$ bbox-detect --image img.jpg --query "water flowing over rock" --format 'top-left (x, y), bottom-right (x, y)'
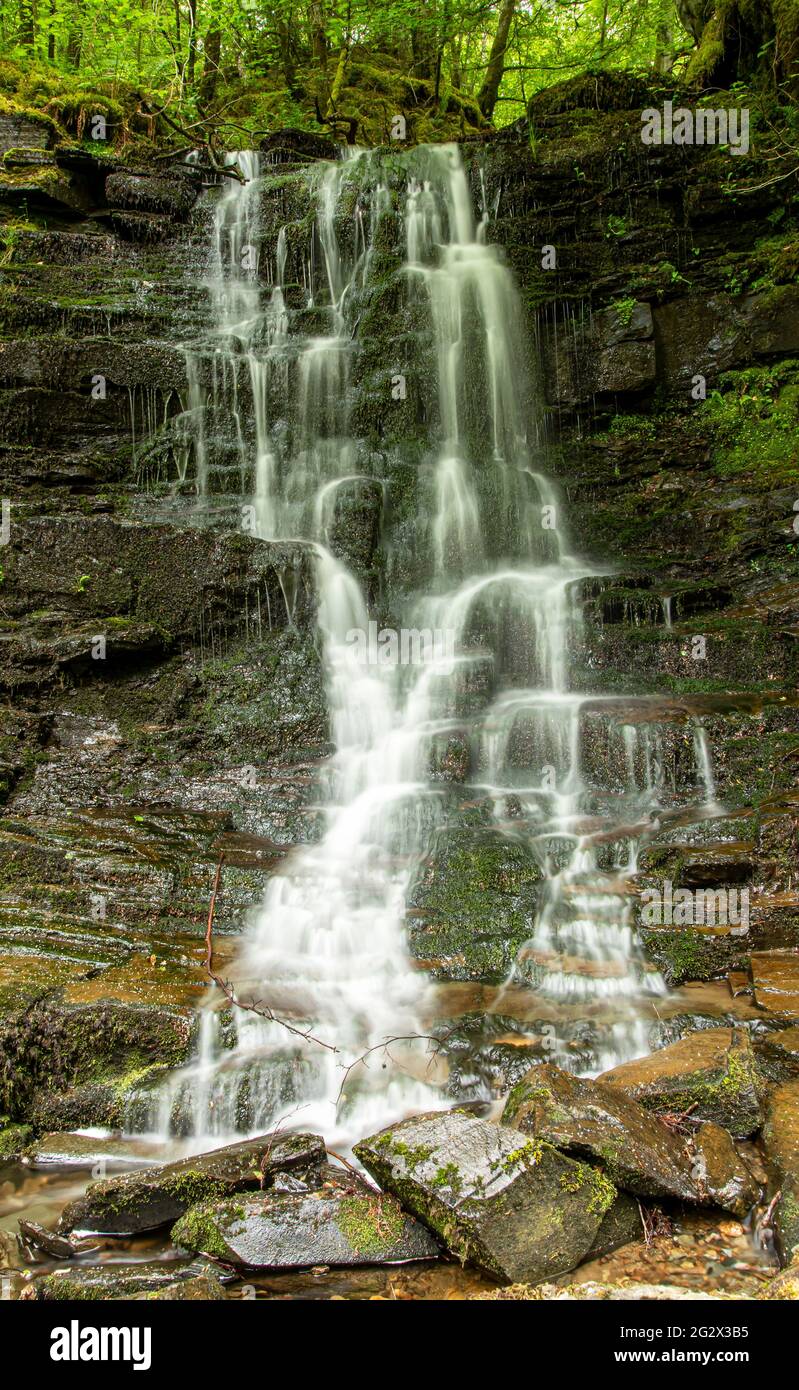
top-left (354, 1110), bottom-right (618, 1284)
top-left (135, 141), bottom-right (700, 1150)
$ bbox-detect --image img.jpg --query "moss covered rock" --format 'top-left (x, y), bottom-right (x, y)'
top-left (172, 1184), bottom-right (440, 1269)
top-left (599, 1027), bottom-right (768, 1137)
top-left (34, 1261), bottom-right (219, 1300)
top-left (407, 824), bottom-right (542, 981)
top-left (56, 1131), bottom-right (326, 1236)
top-left (355, 1109), bottom-right (617, 1285)
top-left (501, 1062), bottom-right (701, 1202)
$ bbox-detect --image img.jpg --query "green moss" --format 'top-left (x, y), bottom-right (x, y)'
top-left (171, 1202), bottom-right (234, 1260)
top-left (431, 1162), bottom-right (464, 1194)
top-left (0, 1121), bottom-right (32, 1158)
top-left (493, 1140), bottom-right (544, 1176)
top-left (610, 295), bottom-right (637, 327)
top-left (389, 1140), bottom-right (434, 1171)
top-left (336, 1193), bottom-right (405, 1256)
top-left (38, 1275), bottom-right (104, 1301)
top-left (699, 360), bottom-right (799, 488)
top-left (0, 94), bottom-right (59, 134)
top-left (638, 926), bottom-right (748, 985)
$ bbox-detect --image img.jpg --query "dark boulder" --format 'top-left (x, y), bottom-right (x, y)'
top-left (599, 1028), bottom-right (767, 1138)
top-left (355, 1110), bottom-right (617, 1285)
top-left (502, 1062), bottom-right (700, 1201)
top-left (57, 1132), bottom-right (326, 1235)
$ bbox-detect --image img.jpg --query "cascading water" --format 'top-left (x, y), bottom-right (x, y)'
top-left (136, 143), bottom-right (720, 1147)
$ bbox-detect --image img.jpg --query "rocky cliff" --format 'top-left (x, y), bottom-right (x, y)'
top-left (1, 79), bottom-right (798, 1129)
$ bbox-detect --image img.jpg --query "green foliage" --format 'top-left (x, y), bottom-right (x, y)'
top-left (611, 294), bottom-right (638, 326)
top-left (0, 2), bottom-right (792, 149)
top-left (700, 361), bottom-right (799, 486)
top-left (0, 0), bottom-right (696, 148)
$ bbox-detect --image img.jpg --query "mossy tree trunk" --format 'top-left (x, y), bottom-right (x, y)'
top-left (198, 25), bottom-right (221, 107)
top-left (18, 0), bottom-right (34, 48)
top-left (309, 0), bottom-right (329, 107)
top-left (411, 0), bottom-right (438, 79)
top-left (654, 0), bottom-right (676, 72)
top-left (477, 0), bottom-right (516, 119)
top-left (684, 1), bottom-right (799, 96)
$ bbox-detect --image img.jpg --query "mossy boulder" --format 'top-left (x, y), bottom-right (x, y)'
top-left (172, 1181), bottom-right (439, 1269)
top-left (501, 1062), bottom-right (701, 1202)
top-left (34, 1261), bottom-right (219, 1300)
top-left (599, 1028), bottom-right (768, 1138)
top-left (56, 1131), bottom-right (326, 1236)
top-left (355, 1110), bottom-right (617, 1285)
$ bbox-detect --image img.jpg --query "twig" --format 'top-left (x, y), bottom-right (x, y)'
top-left (326, 1147), bottom-right (380, 1191)
top-left (335, 1030), bottom-right (450, 1105)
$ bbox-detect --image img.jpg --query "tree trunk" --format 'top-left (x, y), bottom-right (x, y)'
top-left (277, 19), bottom-right (297, 92)
top-left (187, 0), bottom-right (199, 87)
top-left (599, 0), bottom-right (610, 54)
top-left (18, 0), bottom-right (34, 48)
top-left (655, 2), bottom-right (676, 75)
top-left (198, 27), bottom-right (222, 107)
top-left (411, 1), bottom-right (437, 79)
top-left (310, 0), bottom-right (328, 73)
top-left (686, 1), bottom-right (798, 95)
top-left (477, 0), bottom-right (516, 119)
top-left (67, 18), bottom-right (83, 69)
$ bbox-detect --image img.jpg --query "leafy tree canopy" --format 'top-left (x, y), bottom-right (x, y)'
top-left (0, 1), bottom-right (795, 148)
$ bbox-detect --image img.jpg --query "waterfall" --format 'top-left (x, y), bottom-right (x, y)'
top-left (137, 143), bottom-right (718, 1148)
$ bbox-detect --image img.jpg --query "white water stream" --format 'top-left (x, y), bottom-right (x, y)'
top-left (137, 145), bottom-right (719, 1149)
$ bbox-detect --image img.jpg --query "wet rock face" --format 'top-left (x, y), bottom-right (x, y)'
top-left (407, 822), bottom-right (542, 981)
top-left (354, 1110), bottom-right (617, 1285)
top-left (754, 1026), bottom-right (799, 1084)
top-left (0, 993), bottom-right (195, 1122)
top-left (599, 1028), bottom-right (767, 1138)
top-left (501, 1062), bottom-right (700, 1202)
top-left (763, 1080), bottom-right (799, 1267)
top-left (691, 1123), bottom-right (760, 1219)
top-left (172, 1182), bottom-right (441, 1270)
top-left (1, 519), bottom-right (316, 671)
top-left (56, 1132), bottom-right (326, 1236)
